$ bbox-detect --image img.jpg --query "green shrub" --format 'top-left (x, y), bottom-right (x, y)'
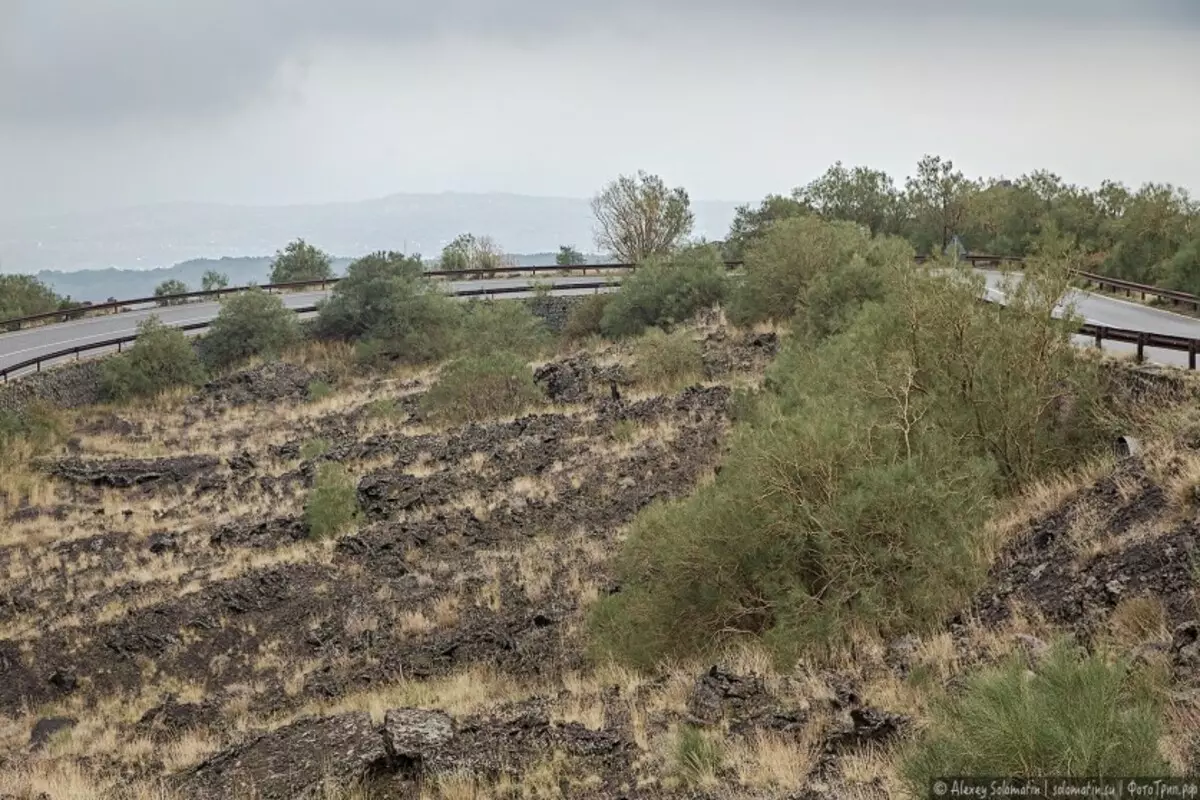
top-left (420, 352), bottom-right (544, 425)
top-left (0, 275), bottom-right (67, 321)
top-left (315, 251), bottom-right (463, 366)
top-left (563, 293), bottom-right (613, 341)
top-left (902, 641), bottom-right (1170, 784)
top-left (0, 402), bottom-right (65, 452)
top-left (589, 255), bottom-right (1113, 669)
top-left (199, 288), bottom-right (301, 370)
top-left (154, 279), bottom-right (190, 306)
top-left (727, 216), bottom-right (911, 325)
top-left (306, 380), bottom-right (333, 403)
top-left (600, 246), bottom-right (728, 338)
top-left (632, 329), bottom-right (703, 392)
top-left (611, 419), bottom-right (638, 444)
top-left (459, 300), bottom-right (551, 358)
top-left (299, 438), bottom-right (331, 460)
top-left (100, 317), bottom-right (206, 402)
top-left (673, 725), bottom-right (724, 788)
top-left (800, 253), bottom-right (887, 341)
top-left (366, 398), bottom-right (400, 419)
top-left (305, 463), bottom-right (358, 539)
top-left (270, 239), bottom-right (334, 284)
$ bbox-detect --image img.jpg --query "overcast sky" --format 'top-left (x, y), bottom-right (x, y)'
top-left (1, 0), bottom-right (1197, 218)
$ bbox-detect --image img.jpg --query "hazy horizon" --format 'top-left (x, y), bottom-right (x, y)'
top-left (2, 0), bottom-right (1197, 222)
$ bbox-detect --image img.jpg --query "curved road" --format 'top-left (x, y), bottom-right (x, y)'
top-left (4, 269), bottom-right (1200, 379)
top-left (979, 269), bottom-right (1200, 368)
top-left (0, 276), bottom-right (616, 379)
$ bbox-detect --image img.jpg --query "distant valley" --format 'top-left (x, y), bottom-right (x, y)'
top-left (31, 251), bottom-right (575, 303)
top-left (0, 191), bottom-right (743, 300)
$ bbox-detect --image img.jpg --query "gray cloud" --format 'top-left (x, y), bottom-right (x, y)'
top-left (1, 0), bottom-right (1195, 127)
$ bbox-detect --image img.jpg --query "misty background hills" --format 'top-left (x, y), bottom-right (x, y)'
top-left (1, 192), bottom-right (742, 302)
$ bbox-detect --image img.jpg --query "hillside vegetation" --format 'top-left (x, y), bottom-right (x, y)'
top-left (1, 174), bottom-right (1199, 798)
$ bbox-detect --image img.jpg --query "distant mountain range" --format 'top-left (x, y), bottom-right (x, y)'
top-left (0, 191), bottom-right (744, 279)
top-left (32, 251), bottom-right (583, 303)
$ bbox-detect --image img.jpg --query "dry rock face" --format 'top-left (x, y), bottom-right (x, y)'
top-left (0, 339), bottom-right (966, 798)
top-left (48, 455), bottom-right (220, 488)
top-left (973, 458), bottom-right (1200, 633)
top-left (172, 712), bottom-right (390, 800)
top-left (198, 362), bottom-right (327, 407)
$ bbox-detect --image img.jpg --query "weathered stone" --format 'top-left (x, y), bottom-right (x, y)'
top-left (50, 455), bottom-right (220, 488)
top-left (382, 708), bottom-right (454, 760)
top-left (170, 712), bottom-right (389, 800)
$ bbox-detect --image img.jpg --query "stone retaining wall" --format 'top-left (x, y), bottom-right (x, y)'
top-left (524, 295), bottom-right (585, 333)
top-left (0, 361), bottom-right (105, 417)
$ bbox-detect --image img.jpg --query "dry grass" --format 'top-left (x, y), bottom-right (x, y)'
top-left (1106, 594), bottom-right (1172, 650)
top-left (984, 453), bottom-right (1116, 559)
top-left (727, 729), bottom-right (822, 791)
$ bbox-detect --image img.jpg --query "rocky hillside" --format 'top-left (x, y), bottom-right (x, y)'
top-left (2, 324), bottom-right (1200, 798)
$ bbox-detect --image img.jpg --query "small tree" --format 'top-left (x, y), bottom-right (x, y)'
top-left (201, 270), bottom-right (230, 292)
top-left (591, 171), bottom-right (695, 263)
top-left (100, 317), bottom-right (205, 401)
top-left (199, 287), bottom-right (301, 370)
top-left (315, 250), bottom-right (463, 366)
top-left (0, 275), bottom-right (67, 321)
top-left (459, 301), bottom-right (551, 359)
top-left (556, 245), bottom-right (587, 266)
top-left (439, 234), bottom-right (512, 274)
top-left (599, 245), bottom-right (729, 338)
top-left (420, 352), bottom-right (545, 424)
top-left (154, 279), bottom-right (190, 306)
top-left (269, 239), bottom-right (334, 284)
top-left (305, 463), bottom-right (359, 539)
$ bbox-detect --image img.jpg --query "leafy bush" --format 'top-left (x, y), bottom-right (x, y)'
top-left (632, 329), bottom-right (703, 392)
top-left (1159, 237), bottom-right (1200, 296)
top-left (300, 438), bottom-right (331, 460)
top-left (270, 239), bottom-right (334, 284)
top-left (315, 251), bottom-right (463, 366)
top-left (198, 288), bottom-right (301, 370)
top-left (459, 300), bottom-right (551, 358)
top-left (673, 725), bottom-right (724, 788)
top-left (201, 270), bottom-right (230, 292)
top-left (439, 233), bottom-right (511, 273)
top-left (902, 641), bottom-right (1170, 783)
top-left (800, 253), bottom-right (888, 341)
top-left (727, 216), bottom-right (911, 325)
top-left (589, 255), bottom-right (1113, 669)
top-left (100, 317), bottom-right (206, 402)
top-left (600, 246), bottom-right (728, 338)
top-left (0, 275), bottom-right (68, 321)
top-left (305, 463), bottom-right (359, 539)
top-left (306, 380), bottom-right (334, 402)
top-left (420, 353), bottom-right (544, 425)
top-left (154, 279), bottom-right (190, 306)
top-left (562, 293), bottom-right (613, 341)
top-left (0, 402), bottom-right (65, 454)
top-left (366, 398), bottom-right (400, 419)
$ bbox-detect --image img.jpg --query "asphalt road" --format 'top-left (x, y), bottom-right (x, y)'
top-left (0, 276), bottom-right (616, 379)
top-left (5, 269), bottom-right (1200, 379)
top-left (978, 269), bottom-right (1200, 368)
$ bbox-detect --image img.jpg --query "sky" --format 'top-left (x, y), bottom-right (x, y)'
top-left (1, 0), bottom-right (1198, 217)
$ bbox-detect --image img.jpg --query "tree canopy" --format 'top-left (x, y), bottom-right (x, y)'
top-left (725, 154), bottom-right (1199, 287)
top-left (269, 239), bottom-right (334, 284)
top-left (591, 171), bottom-right (695, 263)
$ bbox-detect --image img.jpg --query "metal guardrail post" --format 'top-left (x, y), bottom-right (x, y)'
top-left (1190, 341), bottom-right (1197, 370)
top-left (1094, 327), bottom-right (1104, 348)
top-left (1137, 332), bottom-right (1146, 363)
